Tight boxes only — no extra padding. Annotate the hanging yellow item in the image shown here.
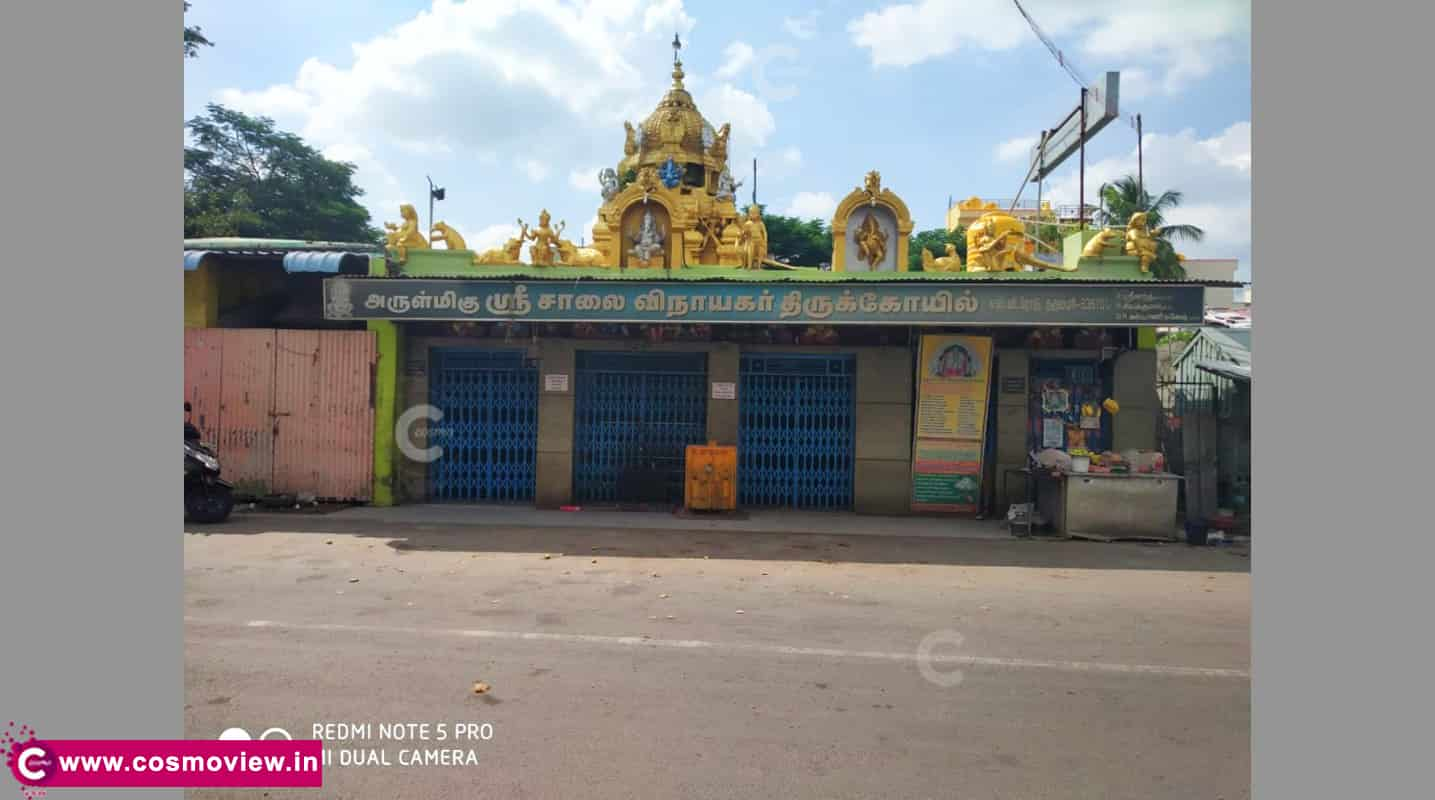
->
[1103,398,1120,415]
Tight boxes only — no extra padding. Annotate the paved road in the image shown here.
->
[184,512,1250,799]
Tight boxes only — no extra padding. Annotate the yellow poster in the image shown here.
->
[911,335,994,513]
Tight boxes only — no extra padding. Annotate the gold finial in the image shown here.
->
[671,32,685,86]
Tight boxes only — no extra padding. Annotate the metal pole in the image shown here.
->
[1136,113,1144,198]
[1036,130,1044,238]
[752,158,757,208]
[1079,88,1087,231]
[427,176,435,235]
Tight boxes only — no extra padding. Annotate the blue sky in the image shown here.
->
[183,0,1251,280]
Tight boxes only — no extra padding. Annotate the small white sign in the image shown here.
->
[544,374,570,393]
[712,382,736,400]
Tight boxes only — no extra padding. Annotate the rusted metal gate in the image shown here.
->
[183,329,376,501]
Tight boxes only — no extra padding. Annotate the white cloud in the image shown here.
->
[1118,67,1156,102]
[213,1,701,225]
[698,83,776,148]
[468,222,523,253]
[520,159,551,182]
[716,41,755,79]
[1044,121,1251,272]
[995,135,1038,163]
[783,11,820,40]
[846,0,1248,96]
[783,191,837,220]
[569,167,603,194]
[643,0,695,34]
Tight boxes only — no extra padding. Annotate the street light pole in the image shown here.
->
[426,176,445,235]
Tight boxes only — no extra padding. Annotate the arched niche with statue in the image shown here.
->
[830,171,913,273]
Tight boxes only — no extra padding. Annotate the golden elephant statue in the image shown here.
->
[966,212,1076,273]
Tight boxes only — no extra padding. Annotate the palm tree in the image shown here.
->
[1094,176,1205,244]
[1091,176,1205,280]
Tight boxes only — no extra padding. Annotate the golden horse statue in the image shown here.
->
[473,221,528,265]
[383,203,430,263]
[920,243,964,272]
[429,221,467,251]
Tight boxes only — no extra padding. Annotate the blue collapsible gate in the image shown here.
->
[574,351,708,504]
[427,349,538,502]
[739,354,856,510]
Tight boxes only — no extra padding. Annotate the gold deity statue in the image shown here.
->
[966,212,1076,273]
[1123,212,1187,273]
[473,221,528,265]
[862,170,881,200]
[383,203,430,263]
[524,209,562,266]
[737,205,768,270]
[853,212,888,268]
[920,243,964,272]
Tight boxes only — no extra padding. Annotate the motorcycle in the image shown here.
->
[185,411,234,524]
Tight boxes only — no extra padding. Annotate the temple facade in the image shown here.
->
[185,42,1238,522]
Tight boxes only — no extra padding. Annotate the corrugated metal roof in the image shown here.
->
[1194,359,1251,382]
[282,251,367,273]
[1174,327,1251,374]
[183,237,381,252]
[184,249,374,273]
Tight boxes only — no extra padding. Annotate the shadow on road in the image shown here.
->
[186,512,1249,573]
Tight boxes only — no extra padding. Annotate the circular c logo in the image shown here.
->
[259,728,293,741]
[15,743,56,784]
[396,404,443,463]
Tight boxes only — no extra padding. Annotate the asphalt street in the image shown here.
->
[184,511,1250,799]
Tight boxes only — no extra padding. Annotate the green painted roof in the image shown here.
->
[383,256,1239,286]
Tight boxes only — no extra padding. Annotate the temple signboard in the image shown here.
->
[324,278,1203,326]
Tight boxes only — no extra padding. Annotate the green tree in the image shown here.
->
[184,104,381,243]
[184,2,213,59]
[756,208,831,266]
[1093,175,1205,279]
[1094,176,1205,243]
[908,227,966,271]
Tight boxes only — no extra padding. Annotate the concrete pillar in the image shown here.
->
[1111,349,1158,452]
[993,349,1031,510]
[706,343,739,445]
[535,339,576,509]
[853,347,914,515]
[368,320,404,507]
[394,336,431,504]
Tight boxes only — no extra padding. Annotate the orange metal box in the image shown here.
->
[684,443,737,512]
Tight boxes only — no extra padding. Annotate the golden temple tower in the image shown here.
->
[590,36,745,269]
